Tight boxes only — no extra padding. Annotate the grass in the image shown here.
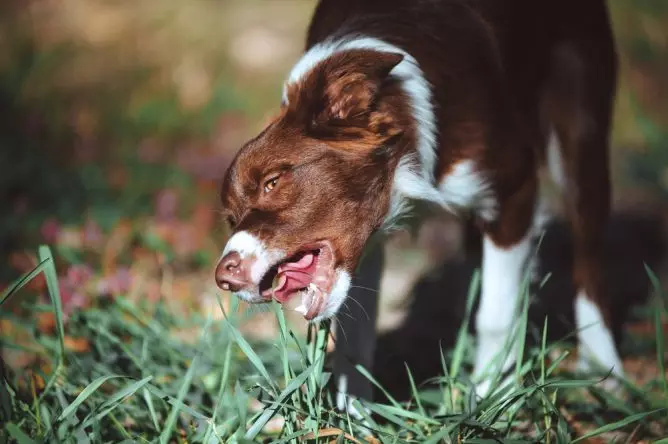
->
[1,246,667,443]
[0,1,665,441]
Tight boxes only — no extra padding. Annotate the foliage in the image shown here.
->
[1,249,667,442]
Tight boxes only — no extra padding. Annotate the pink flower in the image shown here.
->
[97,267,132,297]
[40,218,61,244]
[155,189,178,221]
[138,138,163,163]
[83,219,103,248]
[113,267,132,294]
[66,264,94,286]
[58,282,87,320]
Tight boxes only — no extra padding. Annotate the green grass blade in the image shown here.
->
[234,381,247,438]
[363,402,422,436]
[1,374,13,425]
[514,283,530,382]
[451,269,480,379]
[540,317,548,384]
[0,259,49,307]
[422,425,454,444]
[571,408,665,443]
[245,361,316,440]
[404,362,426,417]
[144,384,209,420]
[540,378,600,390]
[159,352,200,444]
[646,264,668,397]
[372,403,440,425]
[438,345,455,414]
[35,246,67,407]
[272,302,300,434]
[209,338,234,426]
[227,321,276,392]
[546,350,570,375]
[644,264,665,299]
[5,423,37,444]
[656,304,668,397]
[354,364,401,409]
[38,246,65,357]
[57,375,125,421]
[142,387,160,431]
[273,429,311,443]
[81,376,153,428]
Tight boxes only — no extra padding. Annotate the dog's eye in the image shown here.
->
[263,175,280,193]
[227,216,236,228]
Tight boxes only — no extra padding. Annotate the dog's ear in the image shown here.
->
[285,50,404,139]
[317,50,404,125]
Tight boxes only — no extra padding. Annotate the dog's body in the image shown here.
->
[216,0,621,402]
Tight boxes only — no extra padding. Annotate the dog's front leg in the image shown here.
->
[333,240,384,416]
[473,173,537,397]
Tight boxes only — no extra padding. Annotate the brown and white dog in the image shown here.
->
[215,0,622,401]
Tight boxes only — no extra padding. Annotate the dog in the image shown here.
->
[215,0,621,405]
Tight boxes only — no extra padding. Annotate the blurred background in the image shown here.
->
[1,0,667,386]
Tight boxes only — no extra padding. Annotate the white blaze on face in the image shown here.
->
[222,231,285,286]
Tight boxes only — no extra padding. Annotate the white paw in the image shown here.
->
[575,292,625,391]
[336,375,372,428]
[474,379,493,399]
[474,372,517,399]
[337,396,367,420]
[472,332,517,396]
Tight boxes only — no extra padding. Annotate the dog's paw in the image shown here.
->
[337,396,368,420]
[472,338,517,399]
[473,373,517,400]
[336,396,374,438]
[474,378,493,399]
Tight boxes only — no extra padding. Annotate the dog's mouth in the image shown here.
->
[259,240,336,320]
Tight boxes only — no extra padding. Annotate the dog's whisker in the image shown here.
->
[341,295,371,321]
[331,313,350,344]
[348,284,380,294]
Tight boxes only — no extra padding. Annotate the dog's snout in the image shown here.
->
[215,251,251,292]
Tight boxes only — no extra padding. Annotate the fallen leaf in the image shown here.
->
[64,336,91,353]
[36,312,56,333]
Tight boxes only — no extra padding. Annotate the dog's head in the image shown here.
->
[215,49,413,321]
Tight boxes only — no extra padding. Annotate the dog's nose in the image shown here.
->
[215,251,251,292]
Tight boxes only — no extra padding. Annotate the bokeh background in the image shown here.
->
[1,0,667,378]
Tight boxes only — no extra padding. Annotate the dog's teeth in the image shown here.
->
[294,303,308,315]
[295,285,318,316]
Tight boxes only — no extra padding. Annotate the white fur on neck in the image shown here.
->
[383,155,447,228]
[439,160,496,221]
[284,37,444,226]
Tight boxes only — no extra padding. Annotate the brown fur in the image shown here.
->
[220,51,414,273]
[218,0,618,327]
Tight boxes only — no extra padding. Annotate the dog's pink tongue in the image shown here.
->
[273,253,315,303]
